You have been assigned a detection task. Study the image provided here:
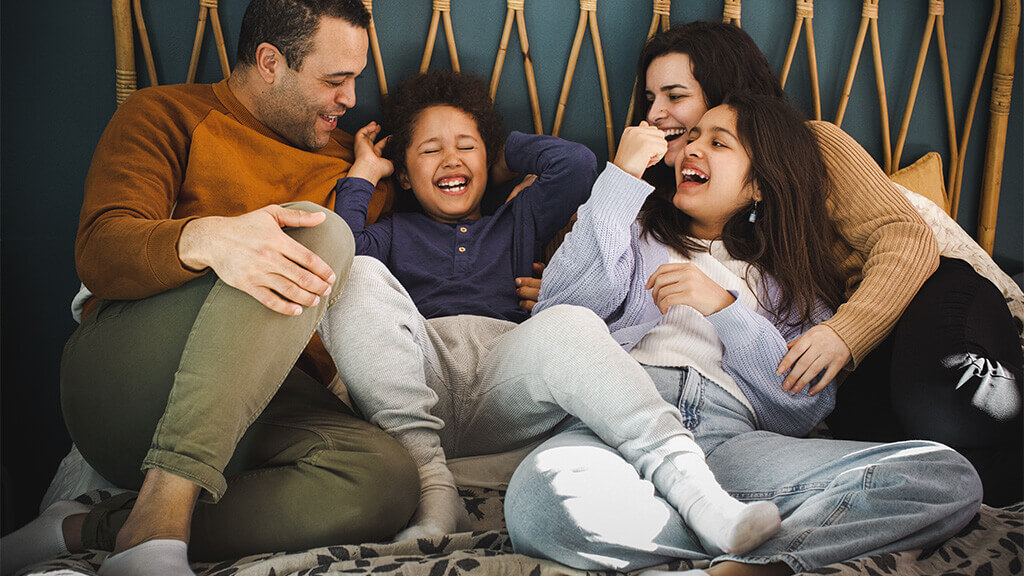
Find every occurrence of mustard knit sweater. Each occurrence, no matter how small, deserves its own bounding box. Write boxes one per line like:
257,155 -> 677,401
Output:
809,121 -> 940,366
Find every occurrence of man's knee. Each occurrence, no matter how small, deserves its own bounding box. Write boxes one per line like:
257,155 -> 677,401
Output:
281,201 -> 355,289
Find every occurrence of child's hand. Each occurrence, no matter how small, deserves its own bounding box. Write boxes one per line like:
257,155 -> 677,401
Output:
613,121 -> 667,178
348,122 -> 393,186
646,263 -> 735,316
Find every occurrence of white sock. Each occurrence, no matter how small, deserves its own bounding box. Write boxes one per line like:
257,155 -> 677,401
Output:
0,500 -> 91,576
97,539 -> 194,576
654,454 -> 780,555
392,459 -> 464,542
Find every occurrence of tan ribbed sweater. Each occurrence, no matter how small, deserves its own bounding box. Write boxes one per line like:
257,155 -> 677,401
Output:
809,121 -> 940,366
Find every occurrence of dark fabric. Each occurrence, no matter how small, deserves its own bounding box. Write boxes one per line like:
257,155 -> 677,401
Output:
334,131 -> 596,323
828,257 -> 1023,506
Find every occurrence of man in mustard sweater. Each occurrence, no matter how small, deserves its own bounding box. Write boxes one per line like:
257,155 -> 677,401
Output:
1,1 -> 417,574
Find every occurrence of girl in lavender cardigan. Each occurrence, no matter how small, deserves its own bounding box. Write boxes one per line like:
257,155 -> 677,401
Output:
507,93 -> 981,576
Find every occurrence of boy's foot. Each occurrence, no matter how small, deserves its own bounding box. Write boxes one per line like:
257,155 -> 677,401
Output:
0,500 -> 91,576
393,460 -> 465,542
97,540 -> 195,576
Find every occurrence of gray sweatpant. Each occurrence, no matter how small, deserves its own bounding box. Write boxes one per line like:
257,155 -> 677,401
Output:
318,256 -> 708,487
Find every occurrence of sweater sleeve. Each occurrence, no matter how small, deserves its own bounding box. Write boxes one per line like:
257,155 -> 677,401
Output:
333,176 -> 392,260
504,131 -> 598,245
535,163 -> 652,325
810,121 -> 939,365
76,89 -> 204,299
707,290 -> 836,437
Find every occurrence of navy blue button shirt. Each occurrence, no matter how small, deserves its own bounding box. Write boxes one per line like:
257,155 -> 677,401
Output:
334,131 -> 597,323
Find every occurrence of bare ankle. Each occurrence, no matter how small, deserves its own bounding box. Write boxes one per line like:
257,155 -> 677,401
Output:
705,561 -> 793,576
62,513 -> 87,552
113,469 -> 201,554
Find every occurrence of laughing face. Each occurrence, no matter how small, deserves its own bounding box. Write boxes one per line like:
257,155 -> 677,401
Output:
399,105 -> 489,224
645,52 -> 709,168
673,105 -> 760,239
259,16 -> 368,151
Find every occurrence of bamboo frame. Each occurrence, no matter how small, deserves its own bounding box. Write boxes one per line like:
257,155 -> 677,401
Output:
552,0 -> 616,159
362,0 -> 389,99
625,0 -> 672,126
779,0 -> 821,120
723,0 -> 741,27
420,0 -> 460,73
489,0 -> 543,134
106,0 -> 1020,254
132,0 -> 158,87
186,0 -> 231,83
978,0 -> 1020,253
113,0 -> 136,105
950,0 -> 1000,218
892,0 -> 958,202
834,0 -> 891,173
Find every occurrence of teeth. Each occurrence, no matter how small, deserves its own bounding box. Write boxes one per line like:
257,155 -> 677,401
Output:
662,128 -> 687,141
437,177 -> 468,190
681,168 -> 708,183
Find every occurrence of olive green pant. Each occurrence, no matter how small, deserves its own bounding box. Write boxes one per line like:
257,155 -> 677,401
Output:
59,203 -> 418,560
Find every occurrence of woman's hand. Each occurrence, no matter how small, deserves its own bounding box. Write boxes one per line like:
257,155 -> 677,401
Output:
646,263 -> 735,316
778,325 -> 851,395
347,121 -> 393,186
614,121 -> 668,178
515,262 -> 545,311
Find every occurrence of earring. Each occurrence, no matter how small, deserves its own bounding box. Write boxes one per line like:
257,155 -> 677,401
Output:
748,200 -> 759,223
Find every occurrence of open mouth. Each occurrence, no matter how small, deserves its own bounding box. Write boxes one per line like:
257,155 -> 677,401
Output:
436,175 -> 469,194
662,127 -> 687,142
680,167 -> 709,184
318,114 -> 338,127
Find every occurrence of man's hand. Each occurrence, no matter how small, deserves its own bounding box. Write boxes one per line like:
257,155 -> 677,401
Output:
178,205 -> 337,316
515,262 -> 545,311
347,121 -> 393,186
778,324 -> 851,395
645,263 -> 734,316
613,121 -> 667,178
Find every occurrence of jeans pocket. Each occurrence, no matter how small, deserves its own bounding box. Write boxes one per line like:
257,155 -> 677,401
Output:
678,368 -> 704,431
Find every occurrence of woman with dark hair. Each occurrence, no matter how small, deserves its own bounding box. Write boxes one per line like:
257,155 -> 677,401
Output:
506,91 -> 982,576
624,20 -> 1022,507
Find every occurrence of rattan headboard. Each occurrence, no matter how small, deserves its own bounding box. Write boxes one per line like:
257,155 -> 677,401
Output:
110,0 -> 1020,255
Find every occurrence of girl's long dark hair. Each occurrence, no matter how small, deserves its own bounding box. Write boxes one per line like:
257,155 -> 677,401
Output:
642,93 -> 846,326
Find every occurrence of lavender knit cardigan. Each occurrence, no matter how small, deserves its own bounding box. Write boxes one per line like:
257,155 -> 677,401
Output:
534,163 -> 837,437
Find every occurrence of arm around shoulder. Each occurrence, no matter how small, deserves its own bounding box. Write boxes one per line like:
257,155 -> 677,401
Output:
808,121 -> 939,365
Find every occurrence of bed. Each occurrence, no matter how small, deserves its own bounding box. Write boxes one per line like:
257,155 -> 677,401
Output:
20,0 -> 1024,574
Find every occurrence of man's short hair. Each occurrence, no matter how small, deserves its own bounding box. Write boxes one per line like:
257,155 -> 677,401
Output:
236,0 -> 370,71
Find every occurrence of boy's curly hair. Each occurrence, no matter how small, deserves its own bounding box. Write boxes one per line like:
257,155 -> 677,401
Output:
382,70 -> 505,184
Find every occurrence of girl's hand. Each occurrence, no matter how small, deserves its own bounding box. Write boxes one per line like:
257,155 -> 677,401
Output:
348,122 -> 393,186
778,325 -> 851,395
614,121 -> 668,178
646,263 -> 735,316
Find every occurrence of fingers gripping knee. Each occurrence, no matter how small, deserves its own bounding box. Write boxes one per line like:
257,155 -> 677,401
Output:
280,201 -> 354,291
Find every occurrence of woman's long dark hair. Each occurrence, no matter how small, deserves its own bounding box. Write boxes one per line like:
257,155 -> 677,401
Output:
643,93 -> 846,326
634,22 -> 843,324
636,21 -> 784,235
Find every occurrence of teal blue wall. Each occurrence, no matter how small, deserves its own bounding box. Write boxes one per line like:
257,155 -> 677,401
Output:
2,0 -> 1021,531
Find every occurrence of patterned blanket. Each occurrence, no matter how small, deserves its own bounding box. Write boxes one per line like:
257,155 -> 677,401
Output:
19,489 -> 1023,576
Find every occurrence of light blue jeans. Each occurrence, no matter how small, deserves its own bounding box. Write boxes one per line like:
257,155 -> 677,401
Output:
506,366 -> 983,573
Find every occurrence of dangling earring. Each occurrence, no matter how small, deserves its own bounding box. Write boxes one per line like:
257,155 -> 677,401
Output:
748,200 -> 759,223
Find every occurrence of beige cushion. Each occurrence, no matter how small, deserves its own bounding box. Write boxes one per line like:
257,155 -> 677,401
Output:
890,151 -> 950,214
